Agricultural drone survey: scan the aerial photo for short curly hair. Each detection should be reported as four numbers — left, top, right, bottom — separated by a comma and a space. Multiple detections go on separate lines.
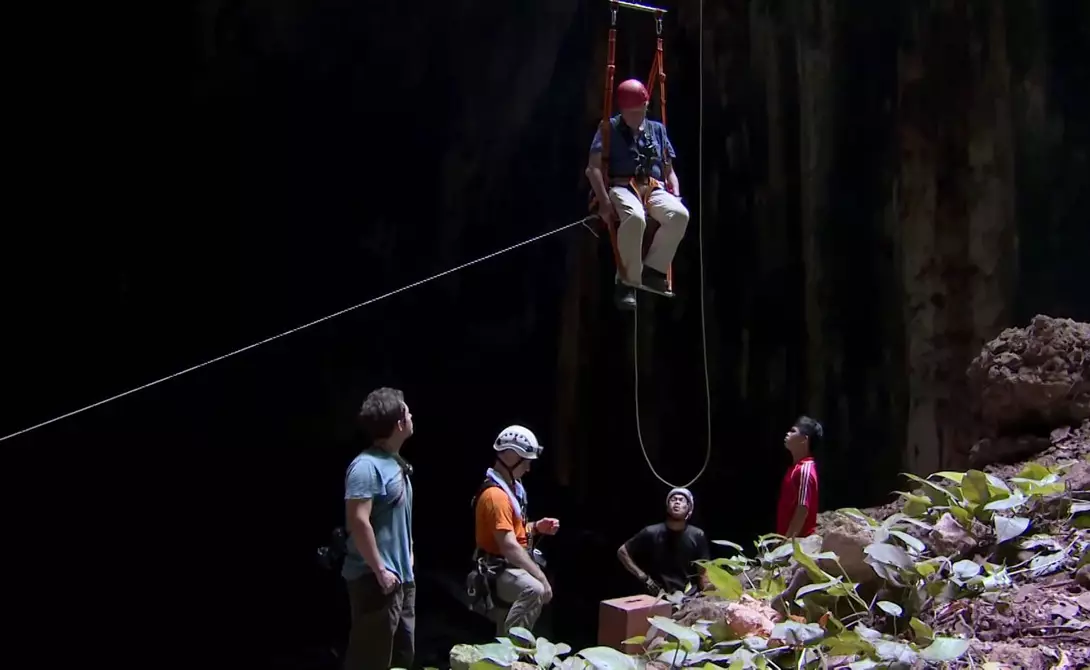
358, 387, 406, 441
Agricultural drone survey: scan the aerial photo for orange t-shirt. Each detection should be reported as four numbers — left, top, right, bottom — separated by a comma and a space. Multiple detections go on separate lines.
475, 486, 527, 555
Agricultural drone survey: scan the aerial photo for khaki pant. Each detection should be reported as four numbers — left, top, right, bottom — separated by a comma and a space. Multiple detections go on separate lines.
608, 185, 690, 285
344, 578, 415, 670
492, 568, 546, 635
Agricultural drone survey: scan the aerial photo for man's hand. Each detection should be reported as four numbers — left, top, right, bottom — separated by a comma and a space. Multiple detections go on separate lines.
643, 575, 661, 595
376, 568, 400, 595
535, 518, 560, 536
598, 203, 614, 225
541, 579, 554, 604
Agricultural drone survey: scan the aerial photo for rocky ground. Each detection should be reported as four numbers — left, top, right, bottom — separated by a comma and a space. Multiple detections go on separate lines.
811, 422, 1089, 669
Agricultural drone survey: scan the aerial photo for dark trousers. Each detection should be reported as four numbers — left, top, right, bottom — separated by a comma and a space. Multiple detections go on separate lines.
344, 577, 416, 670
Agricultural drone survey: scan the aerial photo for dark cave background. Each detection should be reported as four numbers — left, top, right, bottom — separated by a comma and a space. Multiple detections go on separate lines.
2, 0, 1087, 667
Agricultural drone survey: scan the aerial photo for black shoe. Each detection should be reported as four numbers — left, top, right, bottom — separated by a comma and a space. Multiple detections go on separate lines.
641, 268, 674, 296
615, 283, 637, 311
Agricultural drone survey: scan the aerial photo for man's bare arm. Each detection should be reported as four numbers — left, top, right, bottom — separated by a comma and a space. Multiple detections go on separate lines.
617, 543, 649, 582
665, 163, 680, 196
495, 530, 548, 585
586, 153, 611, 208
784, 504, 808, 539
346, 498, 385, 571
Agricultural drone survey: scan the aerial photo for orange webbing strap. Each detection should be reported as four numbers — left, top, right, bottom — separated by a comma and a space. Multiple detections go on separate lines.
644, 11, 673, 291
598, 5, 626, 280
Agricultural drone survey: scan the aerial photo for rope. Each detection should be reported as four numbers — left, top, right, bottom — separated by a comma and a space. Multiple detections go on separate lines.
632, 0, 711, 489
0, 216, 594, 444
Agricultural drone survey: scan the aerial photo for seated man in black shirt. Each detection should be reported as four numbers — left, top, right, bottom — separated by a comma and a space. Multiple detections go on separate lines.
617, 488, 711, 595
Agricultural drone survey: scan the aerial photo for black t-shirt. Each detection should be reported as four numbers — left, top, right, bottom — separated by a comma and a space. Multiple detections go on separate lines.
624, 522, 711, 593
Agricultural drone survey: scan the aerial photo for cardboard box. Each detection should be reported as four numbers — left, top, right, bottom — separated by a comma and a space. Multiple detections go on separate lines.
597, 594, 673, 653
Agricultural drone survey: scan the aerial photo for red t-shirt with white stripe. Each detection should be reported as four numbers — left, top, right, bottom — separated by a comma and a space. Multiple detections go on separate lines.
776, 456, 819, 536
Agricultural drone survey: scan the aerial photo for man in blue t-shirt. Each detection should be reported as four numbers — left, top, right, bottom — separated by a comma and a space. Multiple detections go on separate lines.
586, 78, 690, 310
342, 387, 415, 670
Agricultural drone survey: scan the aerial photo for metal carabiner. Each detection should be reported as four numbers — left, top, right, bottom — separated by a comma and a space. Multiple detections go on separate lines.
611, 6, 618, 26
655, 11, 663, 35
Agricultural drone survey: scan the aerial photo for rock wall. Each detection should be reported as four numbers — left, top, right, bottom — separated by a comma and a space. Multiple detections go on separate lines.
190, 0, 1089, 517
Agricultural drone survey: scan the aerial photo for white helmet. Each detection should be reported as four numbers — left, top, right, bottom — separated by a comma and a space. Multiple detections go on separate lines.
494, 425, 543, 460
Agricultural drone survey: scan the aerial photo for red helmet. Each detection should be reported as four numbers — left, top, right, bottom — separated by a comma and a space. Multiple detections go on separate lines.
616, 79, 649, 109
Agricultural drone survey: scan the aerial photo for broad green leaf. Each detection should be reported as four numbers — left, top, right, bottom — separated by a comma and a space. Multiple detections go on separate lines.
909, 616, 933, 643
792, 539, 835, 581
902, 473, 955, 505
984, 472, 1011, 495
1018, 462, 1051, 480
888, 529, 926, 553
794, 577, 841, 604
762, 542, 795, 563
1030, 550, 1068, 577
914, 557, 947, 576
648, 615, 701, 651
962, 470, 992, 505
741, 636, 768, 651
475, 643, 520, 667
933, 471, 965, 483
947, 504, 973, 527
865, 556, 904, 585
863, 541, 914, 569
468, 662, 503, 670
576, 646, 637, 670
874, 640, 919, 663
769, 620, 824, 645
713, 539, 745, 552
555, 657, 589, 670
952, 559, 981, 580
534, 639, 559, 668
828, 581, 861, 599
877, 600, 903, 617
853, 623, 882, 640
984, 490, 1028, 511
919, 636, 970, 662
847, 661, 880, 670
895, 490, 932, 517
702, 563, 744, 601
1070, 501, 1090, 515
838, 507, 879, 526
726, 648, 757, 670
825, 630, 874, 656
620, 635, 645, 645
508, 627, 536, 647
979, 567, 1012, 590
994, 515, 1030, 543
756, 532, 786, 546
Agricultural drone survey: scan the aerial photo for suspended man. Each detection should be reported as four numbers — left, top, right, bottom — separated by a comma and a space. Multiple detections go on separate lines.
586, 78, 690, 310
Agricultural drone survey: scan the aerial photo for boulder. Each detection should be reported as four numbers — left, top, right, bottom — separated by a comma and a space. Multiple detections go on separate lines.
449, 644, 482, 670
817, 514, 880, 585
967, 315, 1090, 466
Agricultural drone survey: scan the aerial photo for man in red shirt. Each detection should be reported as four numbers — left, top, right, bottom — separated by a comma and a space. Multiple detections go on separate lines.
776, 416, 822, 538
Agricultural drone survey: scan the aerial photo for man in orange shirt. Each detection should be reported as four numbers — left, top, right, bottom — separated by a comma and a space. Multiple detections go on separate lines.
470, 425, 560, 634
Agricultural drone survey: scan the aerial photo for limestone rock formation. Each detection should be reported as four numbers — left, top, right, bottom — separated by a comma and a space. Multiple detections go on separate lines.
967, 315, 1090, 466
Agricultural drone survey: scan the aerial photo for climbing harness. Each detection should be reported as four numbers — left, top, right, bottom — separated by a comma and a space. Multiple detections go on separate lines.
596, 0, 713, 490
0, 215, 595, 443
590, 0, 675, 295
464, 470, 545, 617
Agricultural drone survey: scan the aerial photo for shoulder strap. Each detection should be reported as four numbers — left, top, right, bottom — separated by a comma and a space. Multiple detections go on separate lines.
471, 478, 498, 509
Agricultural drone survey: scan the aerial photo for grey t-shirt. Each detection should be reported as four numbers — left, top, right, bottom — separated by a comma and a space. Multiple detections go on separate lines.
342, 449, 414, 583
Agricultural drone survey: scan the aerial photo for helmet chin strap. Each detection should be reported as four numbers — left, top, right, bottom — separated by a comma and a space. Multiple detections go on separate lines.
496, 453, 525, 481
